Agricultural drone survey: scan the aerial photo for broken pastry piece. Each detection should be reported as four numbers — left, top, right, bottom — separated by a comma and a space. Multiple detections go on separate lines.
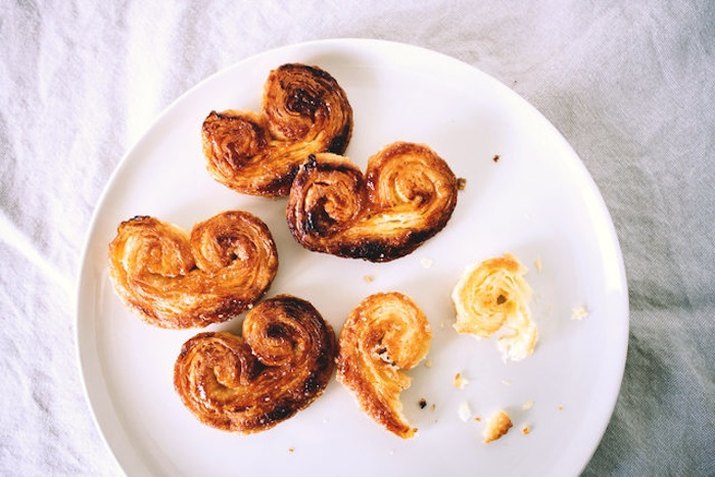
174, 295, 336, 433
483, 409, 513, 443
202, 63, 353, 197
337, 292, 432, 438
108, 211, 278, 328
451, 253, 538, 361
286, 142, 458, 262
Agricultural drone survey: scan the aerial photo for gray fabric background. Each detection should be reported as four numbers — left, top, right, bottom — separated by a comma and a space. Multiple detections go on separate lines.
1, 1, 713, 475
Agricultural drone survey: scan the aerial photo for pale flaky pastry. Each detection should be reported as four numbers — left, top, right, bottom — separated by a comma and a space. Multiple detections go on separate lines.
287, 142, 458, 262
202, 63, 353, 197
337, 292, 432, 438
174, 295, 336, 433
108, 211, 278, 328
452, 253, 538, 361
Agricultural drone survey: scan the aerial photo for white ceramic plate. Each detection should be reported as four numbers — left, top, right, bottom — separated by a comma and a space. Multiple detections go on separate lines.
77, 39, 628, 477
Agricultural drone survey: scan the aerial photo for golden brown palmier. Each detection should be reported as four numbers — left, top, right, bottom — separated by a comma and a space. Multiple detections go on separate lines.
174, 295, 337, 433
108, 211, 278, 328
286, 142, 458, 262
337, 292, 432, 438
202, 63, 353, 197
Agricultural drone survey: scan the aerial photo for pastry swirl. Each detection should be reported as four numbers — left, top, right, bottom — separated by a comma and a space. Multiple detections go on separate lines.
174, 295, 337, 433
452, 253, 538, 361
202, 63, 353, 197
286, 142, 458, 262
108, 211, 278, 328
337, 292, 432, 438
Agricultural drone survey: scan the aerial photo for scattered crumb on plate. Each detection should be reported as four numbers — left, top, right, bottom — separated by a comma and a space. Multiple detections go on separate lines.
493, 154, 500, 163
363, 275, 374, 284
457, 177, 467, 190
474, 416, 482, 422
483, 410, 513, 443
558, 404, 565, 411
522, 400, 534, 411
453, 372, 469, 389
418, 398, 427, 409
430, 403, 436, 412
424, 359, 433, 368
521, 425, 531, 435
288, 447, 295, 453
534, 256, 542, 272
420, 257, 433, 269
571, 305, 589, 320
458, 402, 472, 422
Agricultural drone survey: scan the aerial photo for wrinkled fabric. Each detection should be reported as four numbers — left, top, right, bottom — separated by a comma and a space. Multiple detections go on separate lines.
0, 1, 713, 475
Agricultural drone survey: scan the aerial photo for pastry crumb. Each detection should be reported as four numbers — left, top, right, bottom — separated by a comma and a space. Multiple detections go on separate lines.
457, 177, 467, 190
492, 154, 500, 163
453, 372, 469, 389
558, 404, 565, 411
288, 447, 295, 453
363, 274, 374, 283
482, 410, 513, 443
458, 402, 472, 422
522, 400, 534, 411
474, 415, 482, 422
418, 398, 427, 409
430, 403, 436, 412
571, 306, 589, 320
534, 256, 542, 272
521, 425, 531, 435
420, 257, 433, 269
424, 359, 433, 368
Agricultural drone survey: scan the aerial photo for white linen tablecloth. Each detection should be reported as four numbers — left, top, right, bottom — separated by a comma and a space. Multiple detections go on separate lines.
1, 1, 713, 475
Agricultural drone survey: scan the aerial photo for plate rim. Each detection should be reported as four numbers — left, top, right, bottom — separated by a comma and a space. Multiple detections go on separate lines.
75, 37, 630, 477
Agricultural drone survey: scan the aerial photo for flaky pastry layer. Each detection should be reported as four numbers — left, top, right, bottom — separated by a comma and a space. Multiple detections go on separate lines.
202, 63, 353, 197
108, 210, 278, 328
452, 253, 538, 361
337, 292, 431, 438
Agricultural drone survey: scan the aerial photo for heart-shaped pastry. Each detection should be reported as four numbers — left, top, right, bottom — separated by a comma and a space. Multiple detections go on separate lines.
108, 210, 278, 328
174, 295, 337, 433
202, 63, 353, 197
286, 141, 458, 262
336, 292, 432, 438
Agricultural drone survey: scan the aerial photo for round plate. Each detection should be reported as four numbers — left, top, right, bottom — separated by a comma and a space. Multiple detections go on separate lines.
77, 39, 628, 477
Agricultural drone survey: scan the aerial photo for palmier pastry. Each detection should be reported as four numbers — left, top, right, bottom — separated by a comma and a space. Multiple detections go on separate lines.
202, 63, 353, 197
108, 211, 278, 328
174, 295, 337, 433
452, 253, 538, 361
337, 292, 432, 438
286, 142, 458, 262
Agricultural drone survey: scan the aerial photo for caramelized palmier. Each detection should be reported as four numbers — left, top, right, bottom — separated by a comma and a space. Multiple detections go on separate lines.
286, 142, 458, 262
174, 295, 337, 433
337, 292, 432, 438
108, 211, 278, 328
202, 63, 353, 197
